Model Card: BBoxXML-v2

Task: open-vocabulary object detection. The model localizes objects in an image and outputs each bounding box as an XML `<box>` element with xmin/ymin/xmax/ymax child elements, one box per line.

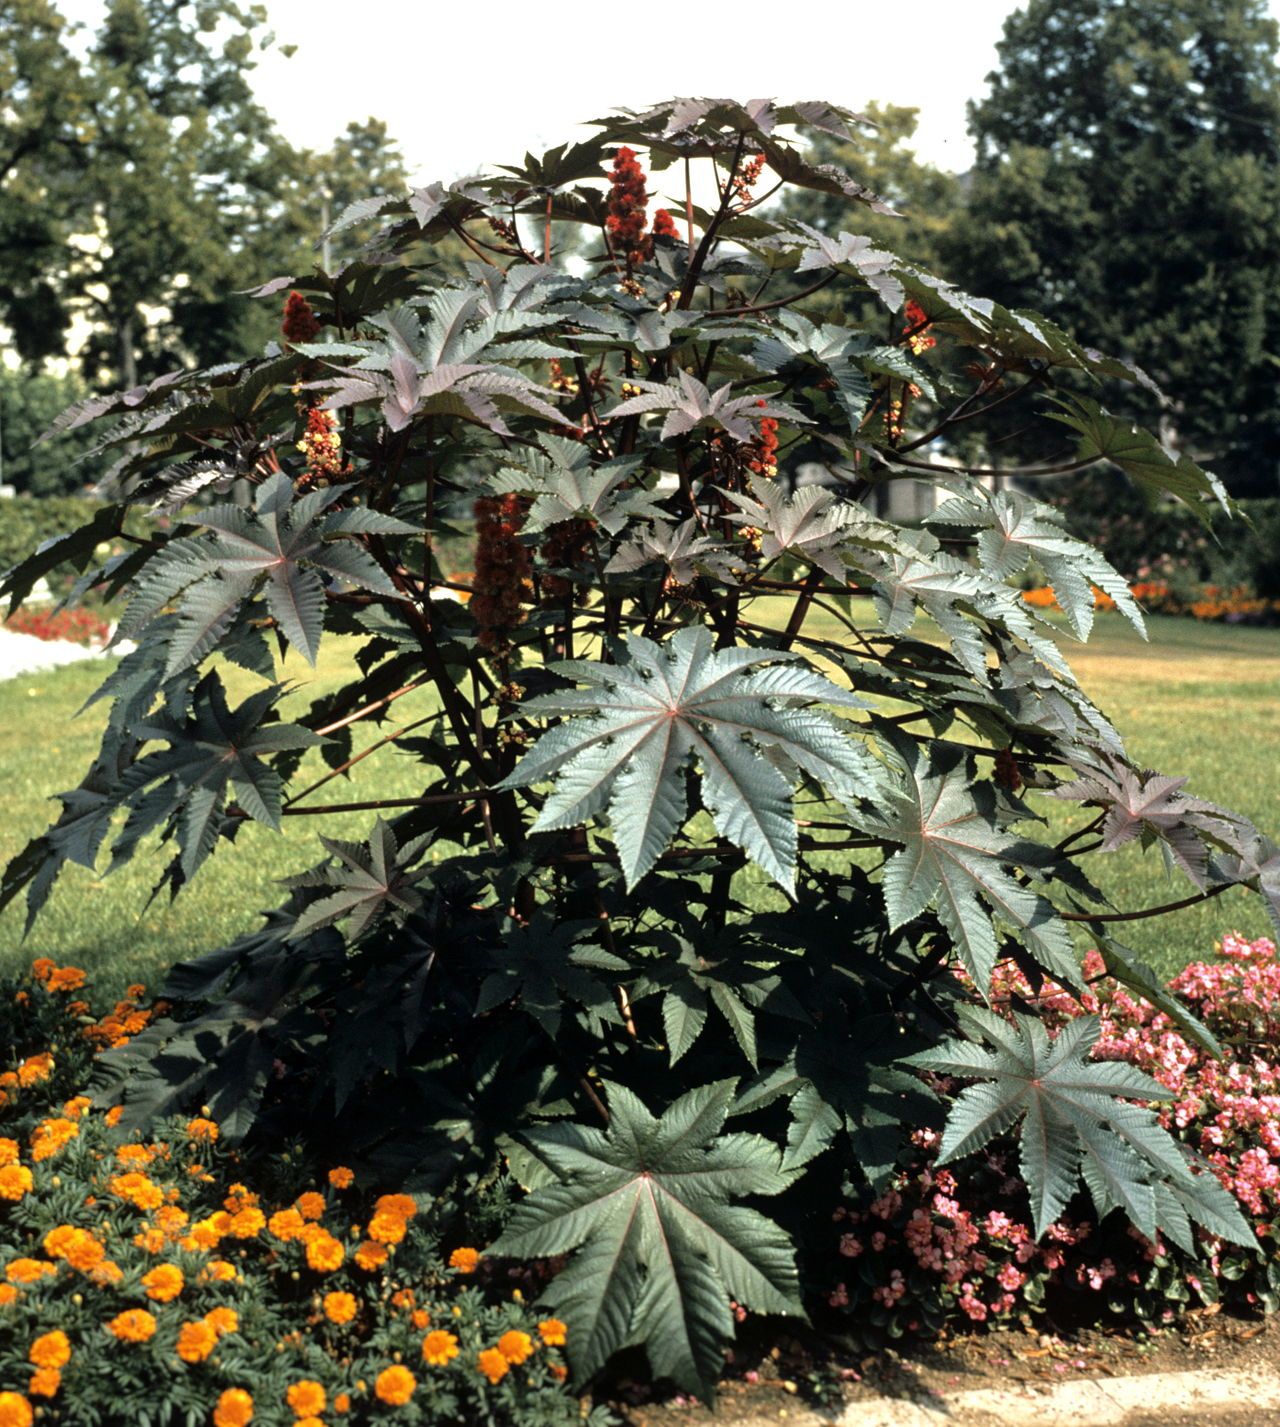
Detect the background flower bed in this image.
<box><xmin>0</xmin><ymin>963</ymin><xmax>600</xmax><ymax>1427</ymax></box>
<box><xmin>1022</xmin><ymin>581</ymin><xmax>1280</xmax><ymax>626</ymax></box>
<box><xmin>5</xmin><ymin>935</ymin><xmax>1280</xmax><ymax>1421</ymax></box>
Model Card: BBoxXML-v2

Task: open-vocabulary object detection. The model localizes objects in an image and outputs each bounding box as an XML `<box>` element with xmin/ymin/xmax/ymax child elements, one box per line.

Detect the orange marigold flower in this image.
<box><xmin>421</xmin><ymin>1330</ymin><xmax>459</xmax><ymax>1366</ymax></box>
<box><xmin>107</xmin><ymin>1309</ymin><xmax>157</xmax><ymax>1342</ymax></box>
<box><xmin>46</xmin><ymin>966</ymin><xmax>85</xmax><ymax>992</ymax></box>
<box><xmin>176</xmin><ymin>1320</ymin><xmax>218</xmax><ymax>1363</ymax></box>
<box><xmin>411</xmin><ymin>1308</ymin><xmax>430</xmax><ymax>1330</ymax></box>
<box><xmin>186</xmin><ymin>1118</ymin><xmax>219</xmax><ymax>1142</ymax></box>
<box><xmin>212</xmin><ymin>1387</ymin><xmax>254</xmax><ymax>1427</ymax></box>
<box><xmin>367</xmin><ymin>1211</ymin><xmax>407</xmax><ymax>1246</ymax></box>
<box><xmin>0</xmin><ymin>1138</ymin><xmax>17</xmax><ymax>1165</ymax></box>
<box><xmin>323</xmin><ymin>1290</ymin><xmax>357</xmax><ymax>1325</ymax></box>
<box><xmin>327</xmin><ymin>1166</ymin><xmax>354</xmax><ymax>1190</ymax></box>
<box><xmin>31</xmin><ymin>1117</ymin><xmax>77</xmax><ymax>1161</ymax></box>
<box><xmin>294</xmin><ymin>1419</ymin><xmax>324</xmax><ymax>1427</ymax></box>
<box><xmin>202</xmin><ymin>1261</ymin><xmax>239</xmax><ymax>1284</ymax></box>
<box><xmin>448</xmin><ymin>1246</ymin><xmax>480</xmax><ymax>1274</ymax></box>
<box><xmin>87</xmin><ymin>1258</ymin><xmax>122</xmax><ymax>1286</ymax></box>
<box><xmin>0</xmin><ymin>1393</ymin><xmax>33</xmax><ymax>1427</ymax></box>
<box><xmin>142</xmin><ymin>1263</ymin><xmax>184</xmax><ymax>1302</ymax></box>
<box><xmin>286</xmin><ymin>1381</ymin><xmax>326</xmax><ymax>1417</ymax></box>
<box><xmin>497</xmin><ymin>1330</ymin><xmax>534</xmax><ymax>1365</ymax></box>
<box><xmin>0</xmin><ymin>1165</ymin><xmax>33</xmax><ymax>1201</ymax></box>
<box><xmin>28</xmin><ymin>1368</ymin><xmax>60</xmax><ymax>1398</ymax></box>
<box><xmin>476</xmin><ymin>1348</ymin><xmax>509</xmax><ymax>1385</ymax></box>
<box><xmin>391</xmin><ymin>1288</ymin><xmax>415</xmax><ymax>1310</ymax></box>
<box><xmin>29</xmin><ymin>1331</ymin><xmax>70</xmax><ymax>1368</ymax></box>
<box><xmin>204</xmin><ymin>1306</ymin><xmax>240</xmax><ymax>1336</ymax></box>
<box><xmin>63</xmin><ymin>1232</ymin><xmax>107</xmax><ymax>1274</ymax></box>
<box><xmin>551</xmin><ymin>1362</ymin><xmax>569</xmax><ymax>1382</ymax></box>
<box><xmin>104</xmin><ymin>1105</ymin><xmax>124</xmax><ymax>1127</ymax></box>
<box><xmin>538</xmin><ymin>1318</ymin><xmax>567</xmax><ymax>1346</ymax></box>
<box><xmin>6</xmin><ymin>1258</ymin><xmax>54</xmax><ymax>1285</ymax></box>
<box><xmin>108</xmin><ymin>1172</ymin><xmax>163</xmax><ymax>1210</ymax></box>
<box><xmin>61</xmin><ymin>1096</ymin><xmax>92</xmax><ymax>1120</ymax></box>
<box><xmin>353</xmin><ymin>1241</ymin><xmax>387</xmax><ymax>1272</ymax></box>
<box><xmin>295</xmin><ymin>1192</ymin><xmax>326</xmax><ymax>1222</ymax></box>
<box><xmin>227</xmin><ymin>1207</ymin><xmax>266</xmax><ymax>1239</ymax></box>
<box><xmin>0</xmin><ymin>1284</ymin><xmax>19</xmax><ymax>1306</ymax></box>
<box><xmin>305</xmin><ymin>1231</ymin><xmax>344</xmax><ymax>1273</ymax></box>
<box><xmin>374</xmin><ymin>1193</ymin><xmax>417</xmax><ymax>1219</ymax></box>
<box><xmin>333</xmin><ymin>1394</ymin><xmax>351</xmax><ymax>1414</ymax></box>
<box><xmin>126</xmin><ymin>982</ymin><xmax>146</xmax><ymax>998</ymax></box>
<box><xmin>31</xmin><ymin>957</ymin><xmax>55</xmax><ymax>982</ymax></box>
<box><xmin>374</xmin><ymin>1366</ymin><xmax>416</xmax><ymax>1405</ymax></box>
<box><xmin>116</xmin><ymin>1143</ymin><xmax>157</xmax><ymax>1167</ymax></box>
<box><xmin>268</xmin><ymin>1208</ymin><xmax>306</xmax><ymax>1242</ymax></box>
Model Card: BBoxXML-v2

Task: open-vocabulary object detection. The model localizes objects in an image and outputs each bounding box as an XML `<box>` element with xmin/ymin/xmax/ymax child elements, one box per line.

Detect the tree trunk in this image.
<box><xmin>118</xmin><ymin>312</ymin><xmax>137</xmax><ymax>389</ymax></box>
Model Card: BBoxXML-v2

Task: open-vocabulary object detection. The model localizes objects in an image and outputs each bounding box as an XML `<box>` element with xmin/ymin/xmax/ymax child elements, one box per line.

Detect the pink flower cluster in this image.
<box><xmin>825</xmin><ymin>933</ymin><xmax>1280</xmax><ymax>1339</ymax></box>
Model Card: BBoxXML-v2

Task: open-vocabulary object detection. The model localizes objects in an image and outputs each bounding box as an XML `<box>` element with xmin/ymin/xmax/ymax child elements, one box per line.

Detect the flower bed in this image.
<box><xmin>0</xmin><ymin>963</ymin><xmax>594</xmax><ymax>1427</ymax></box>
<box><xmin>821</xmin><ymin>933</ymin><xmax>1280</xmax><ymax>1343</ymax></box>
<box><xmin>2</xmin><ymin>607</ymin><xmax>111</xmax><ymax>647</ymax></box>
<box><xmin>1022</xmin><ymin>581</ymin><xmax>1280</xmax><ymax>624</ymax></box>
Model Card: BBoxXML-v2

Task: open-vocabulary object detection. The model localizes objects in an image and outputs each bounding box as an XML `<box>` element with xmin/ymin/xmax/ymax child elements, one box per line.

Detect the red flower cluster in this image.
<box><xmin>606</xmin><ymin>146</ymin><xmax>649</xmax><ymax>262</ymax></box>
<box><xmin>903</xmin><ymin>298</ymin><xmax>936</xmax><ymax>356</ymax></box>
<box><xmin>733</xmin><ymin>153</ymin><xmax>765</xmax><ymax>204</ymax></box>
<box><xmin>4</xmin><ymin>607</ymin><xmax>111</xmax><ymax>647</ymax></box>
<box><xmin>281</xmin><ymin>292</ymin><xmax>321</xmax><ymax>345</ymax></box>
<box><xmin>296</xmin><ymin>406</ymin><xmax>347</xmax><ymax>484</ymax></box>
<box><xmin>472</xmin><ymin>495</ymin><xmax>530</xmax><ymax>654</ymax></box>
<box><xmin>651</xmin><ymin>208</ymin><xmax>679</xmax><ymax>242</ymax></box>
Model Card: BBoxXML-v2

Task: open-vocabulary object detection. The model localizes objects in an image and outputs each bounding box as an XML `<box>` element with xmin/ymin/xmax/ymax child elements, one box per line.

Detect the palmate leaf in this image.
<box><xmin>907</xmin><ymin>1007</ymin><xmax>1253</xmax><ymax>1248</ymax></box>
<box><xmin>488</xmin><ymin>433</ymin><xmax>659</xmax><ymax>536</ymax></box>
<box><xmin>601</xmin><ymin>370</ymin><xmax>807</xmax><ymax>441</ymax></box>
<box><xmin>284</xmin><ymin>819</ymin><xmax>433</xmax><ymax>940</ymax></box>
<box><xmin>475</xmin><ymin>918</ymin><xmax>626</xmax><ymax>1037</ymax></box>
<box><xmin>604</xmin><ymin>518</ymin><xmax>739</xmax><ymax>586</ymax></box>
<box><xmin>927</xmin><ymin>487</ymin><xmax>1145</xmax><ymax>641</ymax></box>
<box><xmin>492</xmin><ymin>1080</ymin><xmax>802</xmax><ymax>1397</ymax></box>
<box><xmin>854</xmin><ymin>732</ymin><xmax>1077</xmax><ymax>991</ymax></box>
<box><xmin>501</xmin><ymin>626</ymin><xmax>878</xmax><ymax>892</ymax></box>
<box><xmin>725</xmin><ymin>477</ymin><xmax>857</xmax><ymax>579</ymax></box>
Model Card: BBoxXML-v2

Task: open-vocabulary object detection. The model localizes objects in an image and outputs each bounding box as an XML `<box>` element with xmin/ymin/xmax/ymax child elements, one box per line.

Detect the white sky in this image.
<box><xmin>54</xmin><ymin>0</ymin><xmax>1280</xmax><ymax>183</ymax></box>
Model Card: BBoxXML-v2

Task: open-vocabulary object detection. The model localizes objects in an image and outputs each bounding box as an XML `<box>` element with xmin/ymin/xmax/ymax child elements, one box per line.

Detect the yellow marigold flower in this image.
<box><xmin>107</xmin><ymin>1309</ymin><xmax>157</xmax><ymax>1342</ymax></box>
<box><xmin>176</xmin><ymin>1320</ymin><xmax>218</xmax><ymax>1363</ymax></box>
<box><xmin>186</xmin><ymin>1117</ymin><xmax>219</xmax><ymax>1141</ymax></box>
<box><xmin>323</xmin><ymin>1290</ymin><xmax>357</xmax><ymax>1325</ymax></box>
<box><xmin>333</xmin><ymin>1393</ymin><xmax>350</xmax><ymax>1414</ymax></box>
<box><xmin>295</xmin><ymin>1192</ymin><xmax>326</xmax><ymax>1221</ymax></box>
<box><xmin>108</xmin><ymin>1172</ymin><xmax>163</xmax><ymax>1211</ymax></box>
<box><xmin>497</xmin><ymin>1330</ymin><xmax>533</xmax><ymax>1365</ymax></box>
<box><xmin>374</xmin><ymin>1193</ymin><xmax>417</xmax><ymax>1219</ymax></box>
<box><xmin>0</xmin><ymin>1284</ymin><xmax>19</xmax><ymax>1306</ymax></box>
<box><xmin>374</xmin><ymin>1366</ymin><xmax>416</xmax><ymax>1405</ymax></box>
<box><xmin>228</xmin><ymin>1207</ymin><xmax>266</xmax><ymax>1239</ymax></box>
<box><xmin>0</xmin><ymin>1165</ymin><xmax>33</xmax><ymax>1201</ymax></box>
<box><xmin>367</xmin><ymin>1211</ymin><xmax>407</xmax><ymax>1246</ymax></box>
<box><xmin>0</xmin><ymin>1392</ymin><xmax>33</xmax><ymax>1427</ymax></box>
<box><xmin>141</xmin><ymin>1263</ymin><xmax>184</xmax><ymax>1302</ymax></box>
<box><xmin>0</xmin><ymin>1138</ymin><xmax>17</xmax><ymax>1165</ymax></box>
<box><xmin>476</xmin><ymin>1348</ymin><xmax>509</xmax><ymax>1384</ymax></box>
<box><xmin>30</xmin><ymin>1119</ymin><xmax>77</xmax><ymax>1162</ymax></box>
<box><xmin>268</xmin><ymin>1208</ymin><xmax>306</xmax><ymax>1242</ymax></box>
<box><xmin>353</xmin><ymin>1241</ymin><xmax>387</xmax><ymax>1273</ymax></box>
<box><xmin>212</xmin><ymin>1387</ymin><xmax>254</xmax><ymax>1427</ymax></box>
<box><xmin>29</xmin><ymin>1331</ymin><xmax>70</xmax><ymax>1368</ymax></box>
<box><xmin>421</xmin><ymin>1330</ymin><xmax>459</xmax><ymax>1366</ymax></box>
<box><xmin>6</xmin><ymin>1258</ymin><xmax>54</xmax><ymax>1285</ymax></box>
<box><xmin>538</xmin><ymin>1318</ymin><xmax>567</xmax><ymax>1346</ymax></box>
<box><xmin>286</xmin><ymin>1381</ymin><xmax>326</xmax><ymax>1416</ymax></box>
<box><xmin>204</xmin><ymin>1306</ymin><xmax>239</xmax><ymax>1336</ymax></box>
<box><xmin>304</xmin><ymin>1231</ymin><xmax>344</xmax><ymax>1273</ymax></box>
<box><xmin>202</xmin><ymin>1261</ymin><xmax>238</xmax><ymax>1284</ymax></box>
<box><xmin>328</xmin><ymin>1166</ymin><xmax>354</xmax><ymax>1190</ymax></box>
<box><xmin>26</xmin><ymin>1368</ymin><xmax>59</xmax><ymax>1399</ymax></box>
<box><xmin>448</xmin><ymin>1246</ymin><xmax>480</xmax><ymax>1274</ymax></box>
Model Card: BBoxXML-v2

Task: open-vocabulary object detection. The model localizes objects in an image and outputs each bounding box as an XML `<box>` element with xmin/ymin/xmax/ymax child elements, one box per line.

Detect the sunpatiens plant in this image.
<box><xmin>4</xmin><ymin>98</ymin><xmax>1279</xmax><ymax>1398</ymax></box>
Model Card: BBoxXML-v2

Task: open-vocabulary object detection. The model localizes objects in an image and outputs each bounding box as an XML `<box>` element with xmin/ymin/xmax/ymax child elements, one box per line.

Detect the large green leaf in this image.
<box><xmin>502</xmin><ymin>625</ymin><xmax>878</xmax><ymax>892</ymax></box>
<box><xmin>907</xmin><ymin>1007</ymin><xmax>1253</xmax><ymax>1247</ymax></box>
<box><xmin>492</xmin><ymin>1080</ymin><xmax>802</xmax><ymax>1396</ymax></box>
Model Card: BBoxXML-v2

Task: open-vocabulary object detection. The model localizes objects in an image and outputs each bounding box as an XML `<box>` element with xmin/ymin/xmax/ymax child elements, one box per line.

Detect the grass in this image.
<box><xmin>0</xmin><ymin>611</ymin><xmax>1276</xmax><ymax>994</ymax></box>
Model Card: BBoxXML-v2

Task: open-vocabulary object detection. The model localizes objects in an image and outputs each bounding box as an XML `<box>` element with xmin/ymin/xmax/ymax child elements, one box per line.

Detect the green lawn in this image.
<box><xmin>0</xmin><ymin>612</ymin><xmax>1276</xmax><ymax>994</ymax></box>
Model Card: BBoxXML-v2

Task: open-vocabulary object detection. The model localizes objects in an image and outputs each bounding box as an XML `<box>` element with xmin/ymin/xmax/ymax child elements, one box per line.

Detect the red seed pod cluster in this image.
<box><xmin>650</xmin><ymin>208</ymin><xmax>679</xmax><ymax>242</ymax></box>
<box><xmin>606</xmin><ymin>146</ymin><xmax>649</xmax><ymax>262</ymax></box>
<box><xmin>903</xmin><ymin>298</ymin><xmax>936</xmax><ymax>356</ymax></box>
<box><xmin>746</xmin><ymin>418</ymin><xmax>779</xmax><ymax>477</ymax></box>
<box><xmin>281</xmin><ymin>291</ymin><xmax>321</xmax><ymax>345</ymax></box>
<box><xmin>541</xmin><ymin>518</ymin><xmax>593</xmax><ymax>599</ymax></box>
<box><xmin>733</xmin><ymin>153</ymin><xmax>766</xmax><ymax>204</ymax></box>
<box><xmin>472</xmin><ymin>494</ymin><xmax>531</xmax><ymax>654</ymax></box>
<box><xmin>993</xmin><ymin>748</ymin><xmax>1023</xmax><ymax>793</ymax></box>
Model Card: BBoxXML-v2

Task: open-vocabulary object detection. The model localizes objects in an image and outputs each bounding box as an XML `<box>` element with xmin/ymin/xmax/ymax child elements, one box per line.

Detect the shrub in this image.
<box><xmin>1</xmin><ymin>98</ymin><xmax>1277</xmax><ymax>1398</ymax></box>
<box><xmin>0</xmin><ymin>962</ymin><xmax>596</xmax><ymax>1426</ymax></box>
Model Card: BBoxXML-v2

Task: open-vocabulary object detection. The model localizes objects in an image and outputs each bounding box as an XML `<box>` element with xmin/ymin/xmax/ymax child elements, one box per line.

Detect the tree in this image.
<box><xmin>948</xmin><ymin>0</ymin><xmax>1280</xmax><ymax>496</ymax></box>
<box><xmin>0</xmin><ymin>1</ymin><xmax>407</xmax><ymax>387</ymax></box>
<box><xmin>3</xmin><ymin>98</ymin><xmax>1270</xmax><ymax>1396</ymax></box>
<box><xmin>0</xmin><ymin>367</ymin><xmax>112</xmax><ymax>495</ymax></box>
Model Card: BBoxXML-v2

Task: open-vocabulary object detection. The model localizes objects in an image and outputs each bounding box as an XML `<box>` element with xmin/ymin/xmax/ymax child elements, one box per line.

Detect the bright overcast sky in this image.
<box><xmin>58</xmin><ymin>0</ymin><xmax>1280</xmax><ymax>183</ymax></box>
